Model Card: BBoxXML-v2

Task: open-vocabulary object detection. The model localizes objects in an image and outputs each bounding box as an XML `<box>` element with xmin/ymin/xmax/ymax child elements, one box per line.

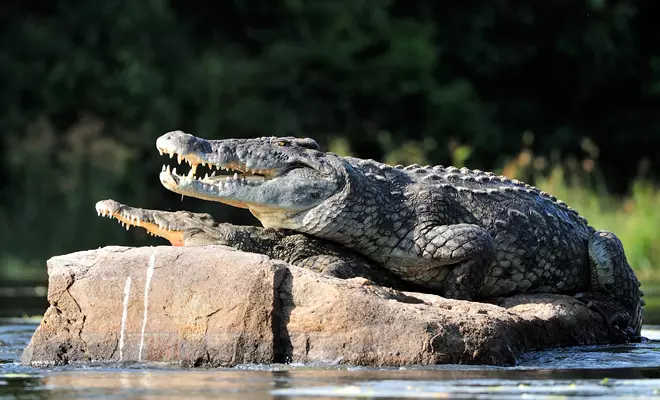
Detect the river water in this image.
<box><xmin>3</xmin><ymin>316</ymin><xmax>660</xmax><ymax>399</ymax></box>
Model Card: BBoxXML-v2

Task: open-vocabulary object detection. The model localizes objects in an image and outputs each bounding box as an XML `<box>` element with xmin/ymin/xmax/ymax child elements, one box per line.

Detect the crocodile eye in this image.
<box><xmin>276</xmin><ymin>140</ymin><xmax>287</xmax><ymax>146</ymax></box>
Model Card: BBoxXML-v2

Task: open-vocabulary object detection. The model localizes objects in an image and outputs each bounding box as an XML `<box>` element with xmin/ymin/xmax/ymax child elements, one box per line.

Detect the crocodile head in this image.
<box><xmin>95</xmin><ymin>199</ymin><xmax>217</xmax><ymax>246</ymax></box>
<box><xmin>156</xmin><ymin>131</ymin><xmax>346</xmax><ymax>228</ymax></box>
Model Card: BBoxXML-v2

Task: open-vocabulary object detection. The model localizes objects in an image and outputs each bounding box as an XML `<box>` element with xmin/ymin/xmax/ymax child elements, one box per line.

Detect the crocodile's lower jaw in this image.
<box><xmin>159</xmin><ymin>169</ymin><xmax>257</xmax><ymax>210</ymax></box>
<box><xmin>96</xmin><ymin>201</ymin><xmax>185</xmax><ymax>245</ymax></box>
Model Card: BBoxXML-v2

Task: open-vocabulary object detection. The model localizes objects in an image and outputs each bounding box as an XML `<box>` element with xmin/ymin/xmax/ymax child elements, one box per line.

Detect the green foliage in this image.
<box><xmin>0</xmin><ymin>0</ymin><xmax>659</xmax><ymax>282</ymax></box>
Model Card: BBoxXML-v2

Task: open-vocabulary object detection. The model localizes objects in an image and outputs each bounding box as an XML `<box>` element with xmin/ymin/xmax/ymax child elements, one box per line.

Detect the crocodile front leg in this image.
<box><xmin>407</xmin><ymin>223</ymin><xmax>495</xmax><ymax>300</ymax></box>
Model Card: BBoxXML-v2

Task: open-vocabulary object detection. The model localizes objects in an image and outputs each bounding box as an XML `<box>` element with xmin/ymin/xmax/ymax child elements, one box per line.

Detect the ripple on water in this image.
<box><xmin>270</xmin><ymin>378</ymin><xmax>660</xmax><ymax>399</ymax></box>
<box><xmin>0</xmin><ymin>319</ymin><xmax>39</xmax><ymax>365</ymax></box>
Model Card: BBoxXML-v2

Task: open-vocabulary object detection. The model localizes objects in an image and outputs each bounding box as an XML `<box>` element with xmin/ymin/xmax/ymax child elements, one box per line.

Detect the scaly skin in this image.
<box><xmin>154</xmin><ymin>131</ymin><xmax>645</xmax><ymax>338</ymax></box>
<box><xmin>95</xmin><ymin>199</ymin><xmax>410</xmax><ymax>288</ymax></box>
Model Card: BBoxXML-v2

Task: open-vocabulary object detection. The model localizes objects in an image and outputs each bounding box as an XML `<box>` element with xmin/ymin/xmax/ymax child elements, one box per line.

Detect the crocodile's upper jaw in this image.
<box><xmin>156</xmin><ymin>131</ymin><xmax>344</xmax><ymax>228</ymax></box>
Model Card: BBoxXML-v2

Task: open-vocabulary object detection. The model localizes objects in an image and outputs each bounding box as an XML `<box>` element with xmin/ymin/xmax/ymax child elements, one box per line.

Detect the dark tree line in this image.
<box><xmin>0</xmin><ymin>0</ymin><xmax>658</xmax><ymax>275</ymax></box>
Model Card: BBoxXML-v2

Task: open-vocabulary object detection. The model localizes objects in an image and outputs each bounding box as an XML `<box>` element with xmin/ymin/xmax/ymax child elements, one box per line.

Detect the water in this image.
<box><xmin>4</xmin><ymin>318</ymin><xmax>660</xmax><ymax>399</ymax></box>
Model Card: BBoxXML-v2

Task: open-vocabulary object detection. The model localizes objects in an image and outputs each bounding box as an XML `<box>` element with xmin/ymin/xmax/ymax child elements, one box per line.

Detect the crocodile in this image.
<box><xmin>154</xmin><ymin>130</ymin><xmax>645</xmax><ymax>337</ymax></box>
<box><xmin>94</xmin><ymin>199</ymin><xmax>412</xmax><ymax>288</ymax></box>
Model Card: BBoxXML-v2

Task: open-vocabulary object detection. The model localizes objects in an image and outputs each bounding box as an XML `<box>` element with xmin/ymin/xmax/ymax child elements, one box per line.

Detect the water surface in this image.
<box><xmin>3</xmin><ymin>318</ymin><xmax>660</xmax><ymax>399</ymax></box>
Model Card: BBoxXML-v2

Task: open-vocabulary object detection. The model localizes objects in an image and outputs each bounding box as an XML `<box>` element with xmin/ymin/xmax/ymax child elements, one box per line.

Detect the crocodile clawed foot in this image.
<box><xmin>574</xmin><ymin>292</ymin><xmax>631</xmax><ymax>329</ymax></box>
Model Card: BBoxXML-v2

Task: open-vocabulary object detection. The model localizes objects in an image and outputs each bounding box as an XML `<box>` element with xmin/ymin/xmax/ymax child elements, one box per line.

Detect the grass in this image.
<box><xmin>0</xmin><ymin>257</ymin><xmax>46</xmax><ymax>283</ymax></box>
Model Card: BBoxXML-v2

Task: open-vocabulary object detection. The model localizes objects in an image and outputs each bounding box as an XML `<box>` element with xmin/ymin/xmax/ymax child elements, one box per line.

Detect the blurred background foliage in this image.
<box><xmin>1</xmin><ymin>0</ymin><xmax>659</xmax><ymax>283</ymax></box>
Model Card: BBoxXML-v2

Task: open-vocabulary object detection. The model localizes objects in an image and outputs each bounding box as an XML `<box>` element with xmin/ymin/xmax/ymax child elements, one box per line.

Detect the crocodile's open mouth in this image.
<box><xmin>156</xmin><ymin>145</ymin><xmax>302</xmax><ymax>189</ymax></box>
<box><xmin>156</xmin><ymin>144</ymin><xmax>316</xmax><ymax>210</ymax></box>
<box><xmin>95</xmin><ymin>200</ymin><xmax>186</xmax><ymax>246</ymax></box>
<box><xmin>154</xmin><ymin>131</ymin><xmax>339</xmax><ymax>219</ymax></box>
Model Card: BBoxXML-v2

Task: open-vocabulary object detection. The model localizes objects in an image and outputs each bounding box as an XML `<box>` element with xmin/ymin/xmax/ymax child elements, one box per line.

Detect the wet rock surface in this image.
<box><xmin>21</xmin><ymin>245</ymin><xmax>630</xmax><ymax>367</ymax></box>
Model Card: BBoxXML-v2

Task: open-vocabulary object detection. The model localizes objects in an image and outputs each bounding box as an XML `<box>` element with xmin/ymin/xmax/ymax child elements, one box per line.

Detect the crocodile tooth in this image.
<box><xmin>226</xmin><ymin>176</ymin><xmax>231</xmax><ymax>182</ymax></box>
<box><xmin>161</xmin><ymin>165</ymin><xmax>166</xmax><ymax>172</ymax></box>
<box><xmin>172</xmin><ymin>167</ymin><xmax>177</xmax><ymax>175</ymax></box>
<box><xmin>158</xmin><ymin>148</ymin><xmax>163</xmax><ymax>156</ymax></box>
<box><xmin>233</xmin><ymin>172</ymin><xmax>238</xmax><ymax>180</ymax></box>
<box><xmin>211</xmin><ymin>171</ymin><xmax>216</xmax><ymax>177</ymax></box>
<box><xmin>188</xmin><ymin>164</ymin><xmax>198</xmax><ymax>178</ymax></box>
<box><xmin>204</xmin><ymin>173</ymin><xmax>209</xmax><ymax>180</ymax></box>
<box><xmin>169</xmin><ymin>152</ymin><xmax>174</xmax><ymax>159</ymax></box>
<box><xmin>166</xmin><ymin>165</ymin><xmax>171</xmax><ymax>173</ymax></box>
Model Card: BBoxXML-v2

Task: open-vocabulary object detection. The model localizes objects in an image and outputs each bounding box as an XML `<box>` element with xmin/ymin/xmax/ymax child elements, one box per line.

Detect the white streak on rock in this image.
<box><xmin>119</xmin><ymin>276</ymin><xmax>131</xmax><ymax>361</ymax></box>
<box><xmin>138</xmin><ymin>252</ymin><xmax>156</xmax><ymax>362</ymax></box>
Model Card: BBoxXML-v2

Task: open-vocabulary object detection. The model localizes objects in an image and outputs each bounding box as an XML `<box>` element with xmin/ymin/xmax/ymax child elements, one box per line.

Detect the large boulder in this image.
<box><xmin>21</xmin><ymin>245</ymin><xmax>630</xmax><ymax>367</ymax></box>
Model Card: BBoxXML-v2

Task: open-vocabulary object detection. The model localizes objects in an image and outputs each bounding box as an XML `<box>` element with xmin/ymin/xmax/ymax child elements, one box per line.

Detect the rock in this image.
<box><xmin>21</xmin><ymin>245</ymin><xmax>630</xmax><ymax>367</ymax></box>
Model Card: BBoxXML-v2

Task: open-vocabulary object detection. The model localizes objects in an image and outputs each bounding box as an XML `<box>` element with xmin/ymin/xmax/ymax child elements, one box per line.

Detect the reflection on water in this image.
<box><xmin>3</xmin><ymin>318</ymin><xmax>660</xmax><ymax>399</ymax></box>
